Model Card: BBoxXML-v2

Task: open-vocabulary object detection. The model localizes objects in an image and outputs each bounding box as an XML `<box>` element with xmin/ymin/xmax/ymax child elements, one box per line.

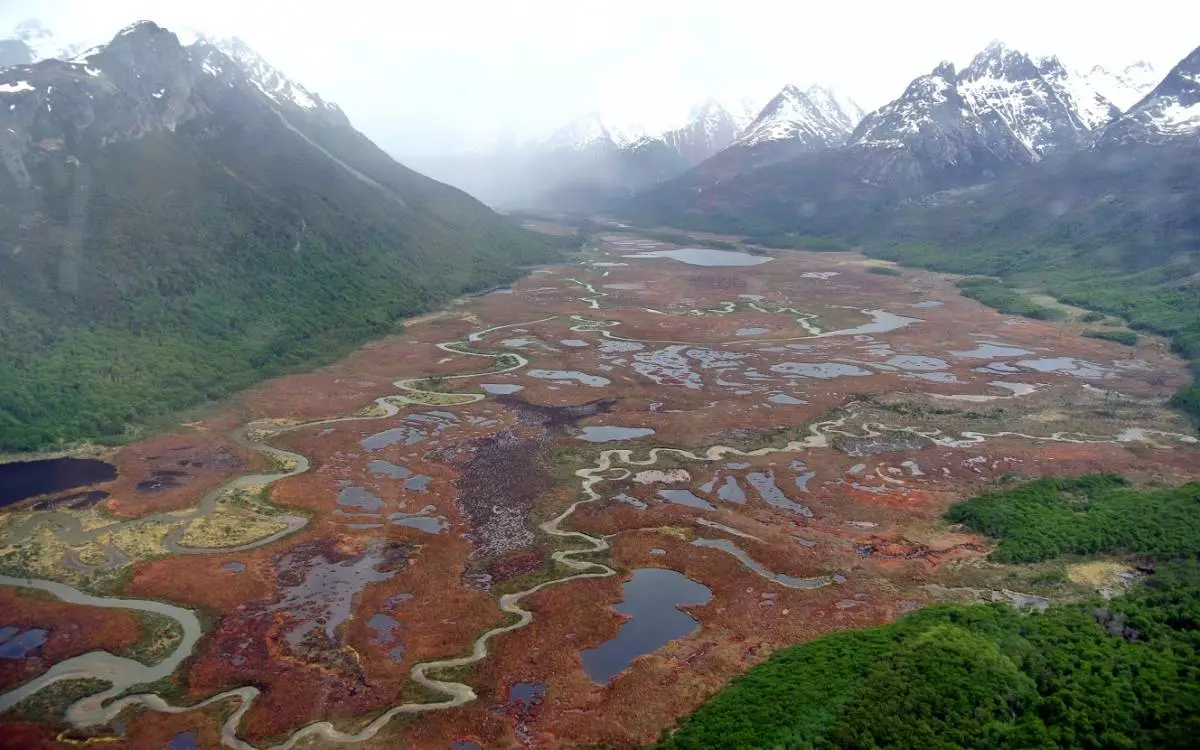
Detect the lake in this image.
<box><xmin>624</xmin><ymin>248</ymin><xmax>772</xmax><ymax>267</ymax></box>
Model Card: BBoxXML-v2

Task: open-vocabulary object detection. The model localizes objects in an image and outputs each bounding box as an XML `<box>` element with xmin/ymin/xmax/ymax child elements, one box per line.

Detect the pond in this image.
<box><xmin>746</xmin><ymin>470</ymin><xmax>812</xmax><ymax>516</ymax></box>
<box><xmin>577</xmin><ymin>426</ymin><xmax>656</xmax><ymax>442</ymax></box>
<box><xmin>658</xmin><ymin>489</ymin><xmax>715</xmax><ymax>510</ymax></box>
<box><xmin>527</xmin><ymin>370</ymin><xmax>611</xmax><ymax>387</ymax></box>
<box><xmin>0</xmin><ymin>627</ymin><xmax>49</xmax><ymax>658</ymax></box>
<box><xmin>361</xmin><ymin>426</ymin><xmax>425</xmax><ymax>450</ymax></box>
<box><xmin>0</xmin><ymin>457</ymin><xmax>117</xmax><ymax>508</ymax></box>
<box><xmin>367</xmin><ymin>460</ymin><xmax>412</xmax><ymax>478</ymax></box>
<box><xmin>623</xmin><ymin>248</ymin><xmax>772</xmax><ymax>267</ymax></box>
<box><xmin>949</xmin><ymin>342</ymin><xmax>1033</xmax><ymax>359</ymax></box>
<box><xmin>481</xmin><ymin>383</ymin><xmax>524</xmax><ymax>394</ymax></box>
<box><xmin>580</xmin><ymin>568</ymin><xmax>712</xmax><ymax>683</ymax></box>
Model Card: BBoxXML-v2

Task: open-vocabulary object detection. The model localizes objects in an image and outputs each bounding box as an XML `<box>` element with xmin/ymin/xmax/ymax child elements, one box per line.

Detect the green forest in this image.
<box><xmin>0</xmin><ymin>123</ymin><xmax>568</xmax><ymax>451</ymax></box>
<box><xmin>945</xmin><ymin>475</ymin><xmax>1200</xmax><ymax>563</ymax></box>
<box><xmin>654</xmin><ymin>475</ymin><xmax>1200</xmax><ymax>749</ymax></box>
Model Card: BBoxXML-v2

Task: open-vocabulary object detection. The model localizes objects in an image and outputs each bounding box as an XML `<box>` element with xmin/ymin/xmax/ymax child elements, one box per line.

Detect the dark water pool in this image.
<box><xmin>0</xmin><ymin>627</ymin><xmax>49</xmax><ymax>658</ymax></box>
<box><xmin>580</xmin><ymin>568</ymin><xmax>711</xmax><ymax>683</ymax></box>
<box><xmin>0</xmin><ymin>458</ymin><xmax>116</xmax><ymax>508</ymax></box>
<box><xmin>167</xmin><ymin>731</ymin><xmax>200</xmax><ymax>750</ymax></box>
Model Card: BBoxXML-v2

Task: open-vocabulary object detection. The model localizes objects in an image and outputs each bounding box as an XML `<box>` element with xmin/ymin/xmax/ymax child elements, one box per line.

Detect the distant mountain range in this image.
<box><xmin>390</xmin><ymin>40</ymin><xmax>1162</xmax><ymax>212</ymax></box>
<box><xmin>630</xmin><ymin>39</ymin><xmax>1193</xmax><ymax>223</ymax></box>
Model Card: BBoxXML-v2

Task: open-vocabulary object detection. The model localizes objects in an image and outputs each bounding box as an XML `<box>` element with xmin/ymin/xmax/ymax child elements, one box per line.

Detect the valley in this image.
<box><xmin>2</xmin><ymin>230</ymin><xmax>1196</xmax><ymax>748</ymax></box>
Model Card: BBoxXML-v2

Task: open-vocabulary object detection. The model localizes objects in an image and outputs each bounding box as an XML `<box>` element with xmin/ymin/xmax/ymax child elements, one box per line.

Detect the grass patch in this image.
<box><xmin>956</xmin><ymin>278</ymin><xmax>1066</xmax><ymax>321</ymax></box>
<box><xmin>119</xmin><ymin>611</ymin><xmax>183</xmax><ymax>666</ymax></box>
<box><xmin>1082</xmin><ymin>329</ymin><xmax>1139</xmax><ymax>346</ymax></box>
<box><xmin>2</xmin><ymin>678</ymin><xmax>111</xmax><ymax>726</ymax></box>
<box><xmin>866</xmin><ymin>265</ymin><xmax>903</xmax><ymax>276</ymax></box>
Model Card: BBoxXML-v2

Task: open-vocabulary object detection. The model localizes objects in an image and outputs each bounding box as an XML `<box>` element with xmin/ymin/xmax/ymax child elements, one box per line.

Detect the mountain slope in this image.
<box><xmin>0</xmin><ymin>22</ymin><xmax>560</xmax><ymax>451</ymax></box>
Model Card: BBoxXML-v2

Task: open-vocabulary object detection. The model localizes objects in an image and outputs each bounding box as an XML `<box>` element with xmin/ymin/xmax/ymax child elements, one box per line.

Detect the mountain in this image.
<box><xmin>653</xmin><ymin>84</ymin><xmax>863</xmax><ymax>181</ymax></box>
<box><xmin>847</xmin><ymin>42</ymin><xmax>1120</xmax><ymax>189</ymax></box>
<box><xmin>652</xmin><ymin>99</ymin><xmax>744</xmax><ymax>165</ymax></box>
<box><xmin>1100</xmin><ymin>45</ymin><xmax>1200</xmax><ymax>145</ymax></box>
<box><xmin>542</xmin><ymin>111</ymin><xmax>645</xmax><ymax>152</ymax></box>
<box><xmin>0</xmin><ymin>21</ymin><xmax>560</xmax><ymax>450</ymax></box>
<box><xmin>844</xmin><ymin>60</ymin><xmax>1029</xmax><ymax>188</ymax></box>
<box><xmin>737</xmin><ymin>84</ymin><xmax>863</xmax><ymax>149</ymax></box>
<box><xmin>1083</xmin><ymin>62</ymin><xmax>1159</xmax><ymax>110</ymax></box>
<box><xmin>956</xmin><ymin>42</ymin><xmax>1098</xmax><ymax>155</ymax></box>
<box><xmin>627</xmin><ymin>41</ymin><xmax>1196</xmax><ymax>234</ymax></box>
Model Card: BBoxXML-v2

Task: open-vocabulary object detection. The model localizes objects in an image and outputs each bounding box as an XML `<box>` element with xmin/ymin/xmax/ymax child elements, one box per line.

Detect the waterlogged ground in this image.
<box><xmin>1</xmin><ymin>231</ymin><xmax>1198</xmax><ymax>749</ymax></box>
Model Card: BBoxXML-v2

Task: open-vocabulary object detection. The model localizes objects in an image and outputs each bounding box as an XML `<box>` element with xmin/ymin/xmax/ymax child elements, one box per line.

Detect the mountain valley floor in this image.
<box><xmin>1</xmin><ymin>230</ymin><xmax>1198</xmax><ymax>749</ymax></box>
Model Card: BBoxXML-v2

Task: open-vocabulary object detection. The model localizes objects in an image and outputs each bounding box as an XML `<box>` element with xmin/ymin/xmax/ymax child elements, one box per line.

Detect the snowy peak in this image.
<box><xmin>199</xmin><ymin>35</ymin><xmax>337</xmax><ymax>115</ymax></box>
<box><xmin>963</xmin><ymin>40</ymin><xmax>1042</xmax><ymax>82</ymax></box>
<box><xmin>852</xmin><ymin>61</ymin><xmax>962</xmax><ymax>147</ymax></box>
<box><xmin>735</xmin><ymin>83</ymin><xmax>862</xmax><ymax>149</ymax></box>
<box><xmin>542</xmin><ymin>111</ymin><xmax>642</xmax><ymax>151</ymax></box>
<box><xmin>1084</xmin><ymin>62</ymin><xmax>1159</xmax><ymax>110</ymax></box>
<box><xmin>1101</xmin><ymin>45</ymin><xmax>1200</xmax><ymax>145</ymax></box>
<box><xmin>958</xmin><ymin>41</ymin><xmax>1094</xmax><ymax>155</ymax></box>
<box><xmin>858</xmin><ymin>40</ymin><xmax>1120</xmax><ymax>158</ymax></box>
<box><xmin>654</xmin><ymin>99</ymin><xmax>743</xmax><ymax>163</ymax></box>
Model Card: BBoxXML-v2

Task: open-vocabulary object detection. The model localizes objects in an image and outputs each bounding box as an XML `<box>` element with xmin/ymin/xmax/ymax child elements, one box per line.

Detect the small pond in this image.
<box><xmin>577</xmin><ymin>426</ymin><xmax>656</xmax><ymax>443</ymax></box>
<box><xmin>527</xmin><ymin>370</ymin><xmax>611</xmax><ymax>387</ymax></box>
<box><xmin>658</xmin><ymin>489</ymin><xmax>715</xmax><ymax>510</ymax></box>
<box><xmin>481</xmin><ymin>383</ymin><xmax>524</xmax><ymax>395</ymax></box>
<box><xmin>580</xmin><ymin>568</ymin><xmax>712</xmax><ymax>683</ymax></box>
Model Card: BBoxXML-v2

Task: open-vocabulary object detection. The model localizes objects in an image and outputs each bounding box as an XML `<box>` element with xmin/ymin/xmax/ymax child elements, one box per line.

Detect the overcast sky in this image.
<box><xmin>4</xmin><ymin>0</ymin><xmax>1199</xmax><ymax>155</ymax></box>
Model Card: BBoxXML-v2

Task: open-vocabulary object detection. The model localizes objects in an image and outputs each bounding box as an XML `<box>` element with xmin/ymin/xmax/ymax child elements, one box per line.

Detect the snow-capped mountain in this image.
<box><xmin>650</xmin><ymin>99</ymin><xmax>747</xmax><ymax>165</ymax></box>
<box><xmin>1101</xmin><ymin>45</ymin><xmax>1200</xmax><ymax>145</ymax></box>
<box><xmin>2</xmin><ymin>18</ymin><xmax>343</xmax><ymax>125</ymax></box>
<box><xmin>849</xmin><ymin>41</ymin><xmax>1139</xmax><ymax>187</ymax></box>
<box><xmin>735</xmin><ymin>84</ymin><xmax>864</xmax><ymax>149</ymax></box>
<box><xmin>1083</xmin><ymin>62</ymin><xmax>1158</xmax><ymax>111</ymax></box>
<box><xmin>541</xmin><ymin>111</ymin><xmax>645</xmax><ymax>151</ymax></box>
<box><xmin>202</xmin><ymin>35</ymin><xmax>340</xmax><ymax>115</ymax></box>
<box><xmin>849</xmin><ymin>60</ymin><xmax>1034</xmax><ymax>187</ymax></box>
<box><xmin>956</xmin><ymin>41</ymin><xmax>1095</xmax><ymax>156</ymax></box>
